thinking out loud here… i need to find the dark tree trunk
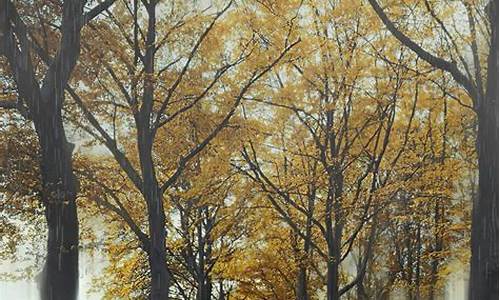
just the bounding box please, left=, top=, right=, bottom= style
left=415, top=224, right=421, bottom=300
left=0, top=1, right=115, bottom=299
left=296, top=266, right=308, bottom=300
left=366, top=1, right=498, bottom=298
left=145, top=190, right=169, bottom=300
left=469, top=3, right=499, bottom=300
left=196, top=207, right=211, bottom=300
left=326, top=223, right=342, bottom=300
left=326, top=171, right=343, bottom=300
left=296, top=189, right=314, bottom=300
left=326, top=243, right=338, bottom=300
left=139, top=133, right=170, bottom=300
left=36, top=110, right=79, bottom=300
left=138, top=1, right=170, bottom=298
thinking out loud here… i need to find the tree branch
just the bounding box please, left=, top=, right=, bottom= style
left=368, top=0, right=478, bottom=102
left=160, top=38, right=300, bottom=193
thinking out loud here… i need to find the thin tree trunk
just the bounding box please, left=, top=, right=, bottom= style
left=415, top=223, right=421, bottom=300
left=196, top=207, right=211, bottom=300
left=297, top=188, right=315, bottom=300
left=326, top=171, right=343, bottom=300
left=429, top=199, right=442, bottom=300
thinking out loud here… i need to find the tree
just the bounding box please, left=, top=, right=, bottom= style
left=367, top=0, right=498, bottom=298
left=232, top=2, right=420, bottom=298
left=0, top=1, right=114, bottom=299
left=0, top=1, right=483, bottom=299
left=65, top=1, right=299, bottom=297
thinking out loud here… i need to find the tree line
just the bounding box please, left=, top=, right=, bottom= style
left=0, top=0, right=497, bottom=299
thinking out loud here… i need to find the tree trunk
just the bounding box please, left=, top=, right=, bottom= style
left=326, top=227, right=342, bottom=300
left=470, top=93, right=498, bottom=300
left=36, top=114, right=79, bottom=300
left=141, top=152, right=169, bottom=299
left=139, top=117, right=170, bottom=299
left=469, top=3, right=498, bottom=300
left=326, top=244, right=339, bottom=300
left=138, top=1, right=170, bottom=297
left=196, top=207, right=211, bottom=300
left=296, top=189, right=314, bottom=300
left=139, top=126, right=169, bottom=299
left=296, top=265, right=308, bottom=300
left=415, top=224, right=421, bottom=300
left=326, top=171, right=343, bottom=300
left=145, top=187, right=169, bottom=300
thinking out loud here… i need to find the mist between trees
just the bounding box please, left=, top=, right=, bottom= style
left=0, top=0, right=497, bottom=300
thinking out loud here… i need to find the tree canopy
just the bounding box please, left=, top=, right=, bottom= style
left=0, top=0, right=496, bottom=300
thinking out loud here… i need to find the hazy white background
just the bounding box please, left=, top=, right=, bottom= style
left=0, top=257, right=467, bottom=299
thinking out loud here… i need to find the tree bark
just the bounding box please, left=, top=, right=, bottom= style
left=296, top=188, right=315, bottom=300
left=196, top=207, right=211, bottom=300
left=146, top=195, right=169, bottom=300
left=0, top=1, right=88, bottom=298
left=470, top=4, right=499, bottom=297
left=139, top=129, right=170, bottom=299
left=296, top=266, right=308, bottom=300
left=326, top=171, right=343, bottom=300
left=36, top=107, right=79, bottom=300
left=138, top=1, right=171, bottom=298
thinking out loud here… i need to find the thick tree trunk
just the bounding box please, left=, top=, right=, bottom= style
left=138, top=1, right=170, bottom=297
left=142, top=159, right=169, bottom=299
left=196, top=274, right=211, bottom=300
left=36, top=114, right=79, bottom=300
left=470, top=97, right=498, bottom=300
left=469, top=3, right=498, bottom=300
left=145, top=188, right=169, bottom=300
left=326, top=232, right=342, bottom=300
left=326, top=246, right=338, bottom=300
left=139, top=122, right=170, bottom=299
left=296, top=265, right=308, bottom=300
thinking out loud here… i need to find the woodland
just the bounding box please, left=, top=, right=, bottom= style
left=0, top=0, right=498, bottom=300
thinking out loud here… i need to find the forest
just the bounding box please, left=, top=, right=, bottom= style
left=0, top=0, right=497, bottom=299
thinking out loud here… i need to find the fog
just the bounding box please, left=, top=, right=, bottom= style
left=0, top=250, right=106, bottom=300
left=1, top=257, right=468, bottom=300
